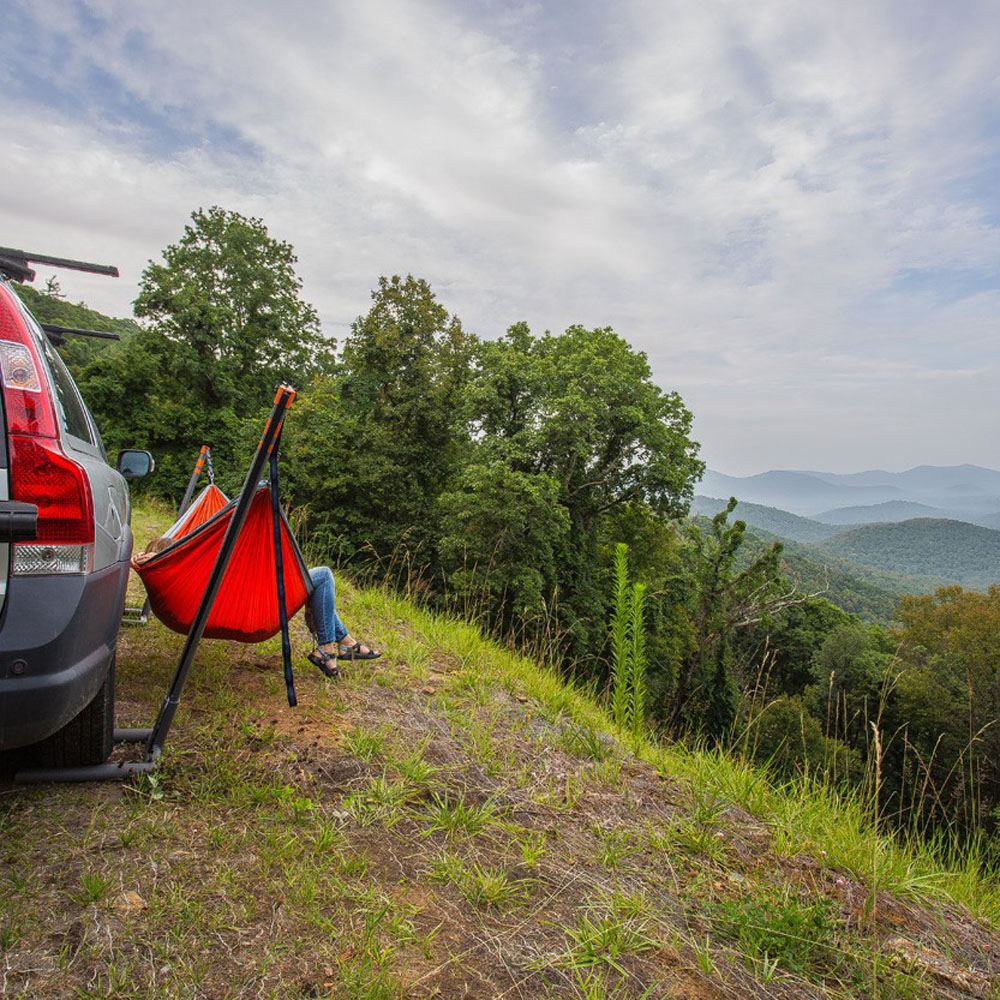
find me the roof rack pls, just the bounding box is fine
[40,324,121,347]
[0,247,119,284]
[0,247,123,346]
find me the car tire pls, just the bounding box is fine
[31,654,115,768]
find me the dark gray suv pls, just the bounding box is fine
[0,276,149,766]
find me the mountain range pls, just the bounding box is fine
[700,464,1000,528]
[694,464,1000,606]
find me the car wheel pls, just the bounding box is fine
[31,654,116,768]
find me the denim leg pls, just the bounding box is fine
[308,566,348,645]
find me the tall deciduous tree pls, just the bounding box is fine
[462,323,704,659]
[282,275,477,561]
[79,206,331,494]
[134,206,330,414]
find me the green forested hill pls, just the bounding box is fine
[13,281,138,377]
[692,494,841,542]
[692,517,943,622]
[818,518,1000,591]
[736,524,946,622]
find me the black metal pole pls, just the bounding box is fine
[178,445,210,518]
[269,441,296,707]
[145,387,296,760]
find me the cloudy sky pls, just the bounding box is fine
[2,0,998,475]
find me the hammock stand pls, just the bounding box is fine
[17,385,304,783]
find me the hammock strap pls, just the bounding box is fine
[269,430,296,708]
[206,447,215,484]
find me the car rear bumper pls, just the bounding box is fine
[0,560,130,750]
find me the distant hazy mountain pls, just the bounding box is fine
[700,465,1000,523]
[692,496,842,543]
[815,500,948,525]
[700,470,902,515]
[818,519,1000,591]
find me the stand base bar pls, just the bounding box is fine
[114,728,154,743]
[14,759,159,784]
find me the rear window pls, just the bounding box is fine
[38,328,96,444]
[9,292,97,445]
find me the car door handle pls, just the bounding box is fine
[0,501,38,543]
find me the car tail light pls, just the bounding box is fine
[0,286,58,438]
[9,434,94,538]
[0,285,94,573]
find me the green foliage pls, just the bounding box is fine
[78,206,332,497]
[608,544,649,737]
[280,275,474,562]
[707,885,837,977]
[666,500,785,740]
[13,282,140,379]
[610,544,632,730]
[735,596,853,696]
[462,322,703,658]
[629,583,648,740]
[742,694,856,781]
[436,461,569,629]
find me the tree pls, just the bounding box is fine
[464,323,704,660]
[13,282,137,380]
[436,461,569,633]
[733,596,854,698]
[281,275,477,563]
[79,206,331,496]
[895,586,1000,831]
[665,501,794,739]
[134,206,331,415]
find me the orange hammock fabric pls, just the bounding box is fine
[133,487,311,643]
[166,483,230,540]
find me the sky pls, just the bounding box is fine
[2,0,998,476]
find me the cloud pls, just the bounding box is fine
[1,0,999,474]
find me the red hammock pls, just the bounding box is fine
[166,483,230,540]
[133,487,311,643]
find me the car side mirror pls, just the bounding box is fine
[117,449,155,480]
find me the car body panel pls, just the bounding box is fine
[0,560,129,749]
[0,276,138,754]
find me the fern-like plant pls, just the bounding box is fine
[609,544,649,738]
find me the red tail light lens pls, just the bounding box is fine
[9,435,94,544]
[0,284,57,437]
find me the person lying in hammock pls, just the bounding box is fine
[135,540,380,675]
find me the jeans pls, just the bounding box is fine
[308,566,348,646]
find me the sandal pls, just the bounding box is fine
[306,649,340,679]
[337,641,381,661]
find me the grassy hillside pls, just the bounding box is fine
[1,502,998,998]
[12,282,137,376]
[819,518,1000,592]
